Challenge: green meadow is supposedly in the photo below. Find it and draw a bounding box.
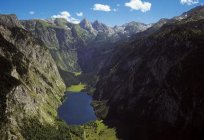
[66,82,86,92]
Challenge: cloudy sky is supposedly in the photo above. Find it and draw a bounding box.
[0,0,203,26]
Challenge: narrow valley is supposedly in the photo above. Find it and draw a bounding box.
[0,3,204,140]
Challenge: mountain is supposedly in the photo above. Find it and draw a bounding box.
[176,5,204,21]
[79,18,96,34]
[0,14,118,140]
[0,15,68,139]
[133,5,204,41]
[121,21,151,35]
[92,20,114,34]
[133,18,169,39]
[1,6,203,140]
[21,18,150,87]
[93,6,204,140]
[21,18,93,73]
[0,15,149,138]
[0,14,23,28]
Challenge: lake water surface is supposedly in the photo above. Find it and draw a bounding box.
[58,92,97,125]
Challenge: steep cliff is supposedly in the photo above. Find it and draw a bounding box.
[21,18,150,88]
[93,6,204,140]
[21,19,150,71]
[21,19,91,72]
[0,15,68,139]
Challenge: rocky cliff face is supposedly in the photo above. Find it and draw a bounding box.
[0,13,150,139]
[132,6,204,41]
[21,18,150,88]
[93,6,204,140]
[21,19,90,72]
[77,45,115,73]
[1,5,204,140]
[0,15,67,139]
[21,18,150,73]
[0,14,23,28]
[80,19,97,35]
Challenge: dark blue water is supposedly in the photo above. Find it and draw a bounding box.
[58,92,97,125]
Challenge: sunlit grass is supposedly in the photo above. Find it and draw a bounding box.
[95,120,117,139]
[66,82,86,92]
[80,120,118,140]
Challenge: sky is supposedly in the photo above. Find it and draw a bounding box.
[0,0,203,26]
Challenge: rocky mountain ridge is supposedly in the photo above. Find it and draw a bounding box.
[0,14,68,139]
[93,5,204,140]
[1,5,204,140]
[21,17,151,87]
[131,5,204,41]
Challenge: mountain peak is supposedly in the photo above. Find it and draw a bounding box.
[92,20,109,32]
[80,18,89,24]
[188,5,204,13]
[54,18,69,27]
[79,18,96,34]
[171,6,204,22]
[93,20,100,24]
[122,21,147,27]
[80,18,91,28]
[183,5,204,20]
[0,14,22,28]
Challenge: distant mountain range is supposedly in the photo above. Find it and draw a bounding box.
[21,16,152,86]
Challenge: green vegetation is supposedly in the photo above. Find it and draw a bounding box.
[72,24,89,38]
[54,18,68,27]
[37,20,62,29]
[81,120,117,140]
[20,117,117,140]
[58,68,98,94]
[69,120,117,140]
[38,20,52,27]
[66,83,86,92]
[20,117,72,140]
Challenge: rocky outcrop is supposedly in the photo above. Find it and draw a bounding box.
[80,18,96,35]
[0,15,66,139]
[0,14,23,28]
[21,19,90,72]
[93,6,204,140]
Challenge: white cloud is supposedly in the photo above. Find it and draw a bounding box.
[93,4,111,12]
[51,11,80,24]
[180,0,199,5]
[29,11,35,15]
[117,4,120,7]
[125,0,151,12]
[76,12,83,17]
